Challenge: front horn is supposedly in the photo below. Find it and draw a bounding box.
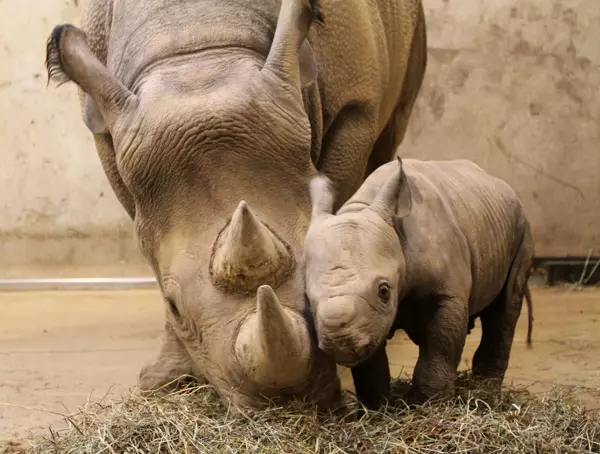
[235,285,312,388]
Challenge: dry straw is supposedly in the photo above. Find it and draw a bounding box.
[16,373,600,453]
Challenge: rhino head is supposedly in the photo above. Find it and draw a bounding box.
[45,0,340,408]
[304,157,412,367]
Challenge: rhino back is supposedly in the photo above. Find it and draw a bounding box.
[403,159,527,313]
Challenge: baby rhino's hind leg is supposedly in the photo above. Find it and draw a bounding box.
[472,236,533,388]
[471,287,518,388]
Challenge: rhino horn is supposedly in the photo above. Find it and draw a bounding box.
[369,156,412,224]
[263,0,323,89]
[211,201,294,293]
[235,285,312,388]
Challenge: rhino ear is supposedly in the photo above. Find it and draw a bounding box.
[309,174,335,221]
[370,156,412,224]
[263,0,323,91]
[83,94,108,134]
[394,156,412,220]
[299,40,317,89]
[46,24,137,134]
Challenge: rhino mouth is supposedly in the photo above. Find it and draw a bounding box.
[318,335,378,367]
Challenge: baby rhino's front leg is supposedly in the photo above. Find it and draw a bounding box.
[350,343,391,410]
[404,297,469,405]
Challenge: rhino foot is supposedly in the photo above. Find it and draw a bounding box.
[402,384,455,408]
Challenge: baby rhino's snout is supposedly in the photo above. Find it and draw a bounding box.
[317,300,357,331]
[316,299,376,366]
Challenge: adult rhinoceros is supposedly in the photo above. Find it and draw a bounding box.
[45,0,427,408]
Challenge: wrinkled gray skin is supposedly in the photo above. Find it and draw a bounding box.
[44,0,427,408]
[305,157,534,409]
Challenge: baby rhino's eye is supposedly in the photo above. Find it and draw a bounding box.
[378,282,391,303]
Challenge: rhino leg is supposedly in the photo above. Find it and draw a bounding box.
[316,109,378,210]
[471,291,516,389]
[472,230,534,386]
[364,1,428,178]
[404,298,468,406]
[362,109,398,182]
[319,2,427,209]
[138,322,205,394]
[350,342,390,411]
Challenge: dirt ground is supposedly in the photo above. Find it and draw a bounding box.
[1,286,599,446]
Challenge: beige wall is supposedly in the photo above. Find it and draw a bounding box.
[402,0,600,257]
[0,1,147,275]
[0,0,598,274]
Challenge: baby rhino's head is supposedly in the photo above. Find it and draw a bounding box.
[304,158,412,367]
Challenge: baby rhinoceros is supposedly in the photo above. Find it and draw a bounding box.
[304,156,534,409]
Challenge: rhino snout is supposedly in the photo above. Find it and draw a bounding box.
[317,300,357,331]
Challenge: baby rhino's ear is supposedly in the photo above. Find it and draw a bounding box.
[395,156,412,219]
[309,174,335,221]
[369,156,412,224]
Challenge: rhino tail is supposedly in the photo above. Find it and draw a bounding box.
[509,220,535,349]
[524,284,533,349]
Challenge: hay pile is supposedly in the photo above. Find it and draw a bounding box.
[22,374,600,453]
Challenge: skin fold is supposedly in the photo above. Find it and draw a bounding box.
[44,0,427,408]
[305,156,534,409]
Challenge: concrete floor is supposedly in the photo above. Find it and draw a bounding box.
[1,286,599,441]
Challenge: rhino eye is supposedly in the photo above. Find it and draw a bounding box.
[166,297,181,319]
[378,282,391,303]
